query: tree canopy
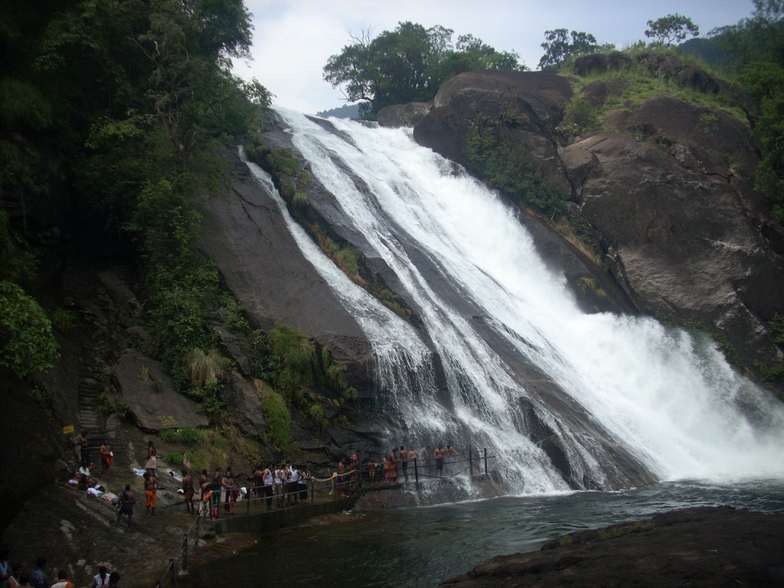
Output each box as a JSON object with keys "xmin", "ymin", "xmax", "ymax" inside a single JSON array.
[
  {"xmin": 538, "ymin": 29, "xmax": 600, "ymax": 70},
  {"xmin": 0, "ymin": 0, "xmax": 270, "ymax": 380},
  {"xmin": 323, "ymin": 22, "xmax": 524, "ymax": 117},
  {"xmin": 644, "ymin": 14, "xmax": 700, "ymax": 47}
]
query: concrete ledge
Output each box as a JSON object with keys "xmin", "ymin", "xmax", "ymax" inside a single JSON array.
[{"xmin": 210, "ymin": 496, "xmax": 360, "ymax": 534}]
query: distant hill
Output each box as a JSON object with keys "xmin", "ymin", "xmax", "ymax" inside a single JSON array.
[
  {"xmin": 677, "ymin": 38, "xmax": 733, "ymax": 68},
  {"xmin": 316, "ymin": 103, "xmax": 362, "ymax": 119}
]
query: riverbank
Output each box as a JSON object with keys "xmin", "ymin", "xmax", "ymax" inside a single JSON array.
[{"xmin": 439, "ymin": 506, "xmax": 784, "ymax": 587}]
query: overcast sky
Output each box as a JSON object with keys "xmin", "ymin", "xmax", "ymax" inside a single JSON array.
[{"xmin": 234, "ymin": 0, "xmax": 756, "ymax": 114}]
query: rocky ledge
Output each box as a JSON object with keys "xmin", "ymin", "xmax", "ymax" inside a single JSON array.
[{"xmin": 439, "ymin": 506, "xmax": 784, "ymax": 587}]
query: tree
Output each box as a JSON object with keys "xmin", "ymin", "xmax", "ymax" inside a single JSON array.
[
  {"xmin": 708, "ymin": 1, "xmax": 784, "ymax": 221},
  {"xmin": 710, "ymin": 0, "xmax": 784, "ymax": 67},
  {"xmin": 645, "ymin": 14, "xmax": 699, "ymax": 47},
  {"xmin": 324, "ymin": 22, "xmax": 523, "ymax": 117},
  {"xmin": 538, "ymin": 29, "xmax": 599, "ymax": 70}
]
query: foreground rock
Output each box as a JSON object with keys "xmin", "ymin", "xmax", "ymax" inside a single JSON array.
[{"xmin": 440, "ymin": 506, "xmax": 784, "ymax": 587}]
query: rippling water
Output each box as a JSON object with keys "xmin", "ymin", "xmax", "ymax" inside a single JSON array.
[{"xmin": 189, "ymin": 480, "xmax": 784, "ymax": 587}]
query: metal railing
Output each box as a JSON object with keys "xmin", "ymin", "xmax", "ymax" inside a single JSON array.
[
  {"xmin": 155, "ymin": 507, "xmax": 204, "ymax": 588},
  {"xmin": 154, "ymin": 449, "xmax": 495, "ymax": 584}
]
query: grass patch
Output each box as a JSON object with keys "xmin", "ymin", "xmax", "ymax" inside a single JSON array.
[
  {"xmin": 159, "ymin": 427, "xmax": 207, "ymax": 444},
  {"xmin": 562, "ymin": 48, "xmax": 749, "ymax": 127},
  {"xmin": 258, "ymin": 380, "xmax": 291, "ymax": 449}
]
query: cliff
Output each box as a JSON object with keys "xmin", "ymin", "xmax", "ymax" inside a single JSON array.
[{"xmin": 394, "ymin": 59, "xmax": 784, "ymax": 382}]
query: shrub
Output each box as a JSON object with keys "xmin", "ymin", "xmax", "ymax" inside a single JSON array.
[
  {"xmin": 464, "ymin": 128, "xmax": 568, "ymax": 219},
  {"xmin": 258, "ymin": 380, "xmax": 291, "ymax": 449},
  {"xmin": 28, "ymin": 386, "xmax": 51, "ymax": 410},
  {"xmin": 557, "ymin": 98, "xmax": 602, "ymax": 136},
  {"xmin": 184, "ymin": 348, "xmax": 230, "ymax": 387},
  {"xmin": 159, "ymin": 427, "xmax": 206, "ymax": 444},
  {"xmin": 0, "ymin": 281, "xmax": 59, "ymax": 377}
]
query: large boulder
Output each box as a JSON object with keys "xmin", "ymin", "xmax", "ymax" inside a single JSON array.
[
  {"xmin": 433, "ymin": 71, "xmax": 575, "ymax": 127},
  {"xmin": 414, "ymin": 72, "xmax": 573, "ymax": 206},
  {"xmin": 564, "ymin": 130, "xmax": 784, "ymax": 365},
  {"xmin": 220, "ymin": 372, "xmax": 266, "ymax": 437},
  {"xmin": 111, "ymin": 349, "xmax": 208, "ymax": 432},
  {"xmin": 377, "ymin": 101, "xmax": 432, "ymax": 128}
]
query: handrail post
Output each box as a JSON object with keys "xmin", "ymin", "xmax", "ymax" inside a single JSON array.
[
  {"xmin": 414, "ymin": 458, "xmax": 419, "ymax": 485},
  {"xmin": 484, "ymin": 448, "xmax": 488, "ymax": 475},
  {"xmin": 469, "ymin": 448, "xmax": 473, "ymax": 477},
  {"xmin": 194, "ymin": 510, "xmax": 201, "ymax": 552},
  {"xmin": 310, "ymin": 478, "xmax": 314, "ymax": 504},
  {"xmin": 169, "ymin": 558, "xmax": 176, "ymax": 588},
  {"xmin": 247, "ymin": 487, "xmax": 251, "ymax": 514},
  {"xmin": 182, "ymin": 533, "xmax": 188, "ymax": 571}
]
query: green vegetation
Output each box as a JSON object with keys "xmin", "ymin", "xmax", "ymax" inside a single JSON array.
[
  {"xmin": 165, "ymin": 453, "xmax": 184, "ymax": 465},
  {"xmin": 0, "ymin": 0, "xmax": 363, "ymax": 446},
  {"xmin": 557, "ymin": 98, "xmax": 602, "ymax": 136},
  {"xmin": 560, "ymin": 45, "xmax": 747, "ymax": 126},
  {"xmin": 259, "ymin": 381, "xmax": 291, "ymax": 449},
  {"xmin": 0, "ymin": 281, "xmax": 59, "ymax": 377},
  {"xmin": 323, "ymin": 22, "xmax": 524, "ymax": 117},
  {"xmin": 159, "ymin": 427, "xmax": 208, "ymax": 444},
  {"xmin": 265, "ymin": 323, "xmax": 357, "ymax": 412},
  {"xmin": 28, "ymin": 386, "xmax": 51, "ymax": 410},
  {"xmin": 464, "ymin": 126, "xmax": 568, "ymax": 219}
]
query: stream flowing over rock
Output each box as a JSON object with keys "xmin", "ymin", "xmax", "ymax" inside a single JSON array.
[{"xmin": 409, "ymin": 70, "xmax": 784, "ymax": 369}]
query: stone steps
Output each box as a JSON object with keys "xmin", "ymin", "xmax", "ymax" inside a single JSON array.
[{"xmin": 77, "ymin": 356, "xmax": 133, "ymax": 476}]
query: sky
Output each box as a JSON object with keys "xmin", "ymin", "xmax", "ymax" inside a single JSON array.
[{"xmin": 234, "ymin": 0, "xmax": 757, "ymax": 114}]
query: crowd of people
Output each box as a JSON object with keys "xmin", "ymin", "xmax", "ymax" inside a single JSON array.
[
  {"xmin": 0, "ymin": 551, "xmax": 121, "ymax": 588},
  {"xmin": 191, "ymin": 461, "xmax": 313, "ymax": 518},
  {"xmin": 340, "ymin": 444, "xmax": 462, "ymax": 490},
  {"xmin": 73, "ymin": 430, "xmax": 467, "ymax": 525}
]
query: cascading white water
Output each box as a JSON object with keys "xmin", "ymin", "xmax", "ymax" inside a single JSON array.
[{"xmin": 247, "ymin": 107, "xmax": 784, "ymax": 495}]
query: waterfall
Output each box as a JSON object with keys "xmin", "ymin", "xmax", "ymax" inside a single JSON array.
[{"xmin": 244, "ymin": 107, "xmax": 784, "ymax": 496}]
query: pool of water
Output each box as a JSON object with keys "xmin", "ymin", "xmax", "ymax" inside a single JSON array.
[{"xmin": 189, "ymin": 479, "xmax": 784, "ymax": 587}]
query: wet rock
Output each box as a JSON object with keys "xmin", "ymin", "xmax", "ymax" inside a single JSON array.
[
  {"xmin": 212, "ymin": 325, "xmax": 252, "ymax": 376},
  {"xmin": 439, "ymin": 506, "xmax": 784, "ymax": 587},
  {"xmin": 377, "ymin": 101, "xmax": 433, "ymax": 128},
  {"xmin": 111, "ymin": 349, "xmax": 207, "ymax": 432},
  {"xmin": 220, "ymin": 372, "xmax": 266, "ymax": 437},
  {"xmin": 573, "ymin": 131, "xmax": 784, "ymax": 365},
  {"xmin": 197, "ymin": 149, "xmax": 374, "ymax": 388}
]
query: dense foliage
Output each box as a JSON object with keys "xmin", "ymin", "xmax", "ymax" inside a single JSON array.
[
  {"xmin": 709, "ymin": 1, "xmax": 784, "ymax": 223},
  {"xmin": 323, "ymin": 21, "xmax": 524, "ymax": 117},
  {"xmin": 0, "ymin": 281, "xmax": 59, "ymax": 377}
]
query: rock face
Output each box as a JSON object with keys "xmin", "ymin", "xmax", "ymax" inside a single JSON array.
[
  {"xmin": 410, "ymin": 68, "xmax": 784, "ymax": 372},
  {"xmin": 111, "ymin": 349, "xmax": 208, "ymax": 432},
  {"xmin": 439, "ymin": 506, "xmax": 784, "ymax": 587},
  {"xmin": 198, "ymin": 149, "xmax": 373, "ymax": 389},
  {"xmin": 220, "ymin": 371, "xmax": 266, "ymax": 437},
  {"xmin": 377, "ymin": 101, "xmax": 432, "ymax": 128},
  {"xmin": 564, "ymin": 130, "xmax": 784, "ymax": 365}
]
